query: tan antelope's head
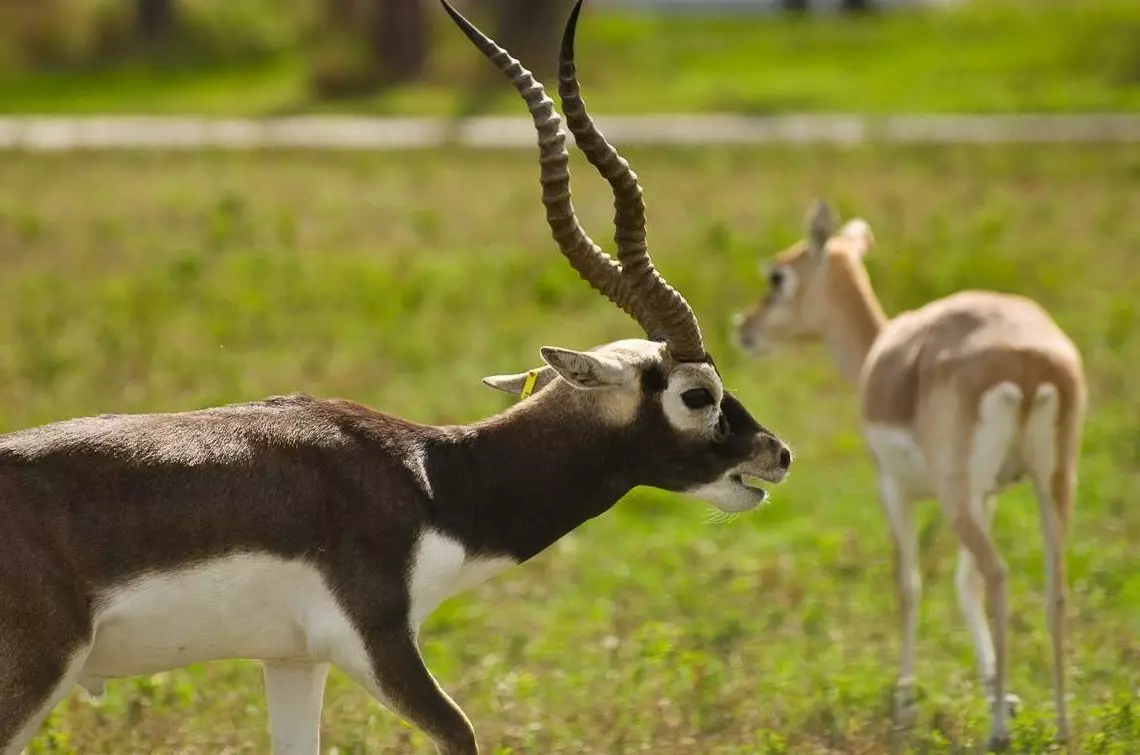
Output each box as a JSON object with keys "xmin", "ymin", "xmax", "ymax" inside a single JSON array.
[{"xmin": 732, "ymin": 199, "xmax": 876, "ymax": 355}]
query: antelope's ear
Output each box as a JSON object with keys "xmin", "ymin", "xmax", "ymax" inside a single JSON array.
[
  {"xmin": 839, "ymin": 218, "xmax": 875, "ymax": 257},
  {"xmin": 539, "ymin": 346, "xmax": 628, "ymax": 390},
  {"xmin": 805, "ymin": 198, "xmax": 840, "ymax": 262},
  {"xmin": 481, "ymin": 365, "xmax": 557, "ymax": 397}
]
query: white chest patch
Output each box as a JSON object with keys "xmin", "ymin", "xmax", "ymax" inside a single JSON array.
[
  {"xmin": 81, "ymin": 554, "xmax": 366, "ymax": 684},
  {"xmin": 864, "ymin": 424, "xmax": 933, "ymax": 501},
  {"xmin": 407, "ymin": 531, "xmax": 516, "ymax": 629}
]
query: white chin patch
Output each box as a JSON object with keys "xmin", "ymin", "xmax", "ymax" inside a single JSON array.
[{"xmin": 685, "ymin": 472, "xmax": 768, "ymax": 513}]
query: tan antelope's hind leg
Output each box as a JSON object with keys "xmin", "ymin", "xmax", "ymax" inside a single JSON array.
[
  {"xmin": 1023, "ymin": 384, "xmax": 1075, "ymax": 743},
  {"xmin": 1032, "ymin": 469, "xmax": 1072, "ymax": 744},
  {"xmin": 263, "ymin": 660, "xmax": 330, "ymax": 755},
  {"xmin": 942, "ymin": 382, "xmax": 1027, "ymax": 751},
  {"xmin": 944, "ymin": 490, "xmax": 1013, "ymax": 751},
  {"xmin": 954, "ymin": 495, "xmax": 1022, "ymax": 724},
  {"xmin": 879, "ymin": 474, "xmax": 921, "ymax": 726}
]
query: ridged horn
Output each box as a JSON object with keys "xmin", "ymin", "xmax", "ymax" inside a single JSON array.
[
  {"xmin": 440, "ymin": 0, "xmax": 659, "ymax": 336},
  {"xmin": 558, "ymin": 0, "xmax": 706, "ymax": 361}
]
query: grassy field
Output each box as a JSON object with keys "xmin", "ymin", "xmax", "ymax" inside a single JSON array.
[
  {"xmin": 1, "ymin": 142, "xmax": 1139, "ymax": 754},
  {"xmin": 1, "ymin": 0, "xmax": 1139, "ymax": 116}
]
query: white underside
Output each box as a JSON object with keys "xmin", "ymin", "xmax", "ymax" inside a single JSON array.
[
  {"xmin": 78, "ymin": 533, "xmax": 514, "ymax": 687},
  {"xmin": 16, "ymin": 531, "xmax": 516, "ymax": 754},
  {"xmin": 80, "ymin": 555, "xmax": 361, "ymax": 687}
]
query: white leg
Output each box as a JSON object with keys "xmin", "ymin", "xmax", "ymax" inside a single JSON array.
[
  {"xmin": 879, "ymin": 474, "xmax": 920, "ymax": 725},
  {"xmin": 263, "ymin": 661, "xmax": 329, "ymax": 755},
  {"xmin": 956, "ymin": 543, "xmax": 994, "ymax": 679},
  {"xmin": 954, "ymin": 496, "xmax": 1008, "ymax": 688}
]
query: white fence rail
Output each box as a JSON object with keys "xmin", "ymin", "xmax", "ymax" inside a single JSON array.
[{"xmin": 0, "ymin": 114, "xmax": 1137, "ymax": 151}]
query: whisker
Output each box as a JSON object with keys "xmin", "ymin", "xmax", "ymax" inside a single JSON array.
[{"xmin": 701, "ymin": 509, "xmax": 741, "ymax": 526}]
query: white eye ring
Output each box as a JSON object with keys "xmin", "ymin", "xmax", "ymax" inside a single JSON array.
[{"xmin": 761, "ymin": 265, "xmax": 798, "ymax": 298}]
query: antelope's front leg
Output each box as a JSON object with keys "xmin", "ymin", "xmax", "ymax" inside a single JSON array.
[
  {"xmin": 263, "ymin": 660, "xmax": 330, "ymax": 755},
  {"xmin": 879, "ymin": 474, "xmax": 920, "ymax": 726},
  {"xmin": 334, "ymin": 626, "xmax": 478, "ymax": 755}
]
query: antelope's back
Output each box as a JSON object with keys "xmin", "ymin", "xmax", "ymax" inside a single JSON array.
[{"xmin": 0, "ymin": 394, "xmax": 429, "ymax": 589}]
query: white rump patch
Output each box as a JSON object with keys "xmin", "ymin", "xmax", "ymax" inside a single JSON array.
[
  {"xmin": 1022, "ymin": 383, "xmax": 1060, "ymax": 481},
  {"xmin": 970, "ymin": 381, "xmax": 1025, "ymax": 495},
  {"xmin": 407, "ymin": 531, "xmax": 516, "ymax": 629}
]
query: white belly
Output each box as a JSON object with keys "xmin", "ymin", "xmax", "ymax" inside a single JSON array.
[
  {"xmin": 82, "ymin": 554, "xmax": 357, "ymax": 681},
  {"xmin": 79, "ymin": 534, "xmax": 516, "ymax": 688}
]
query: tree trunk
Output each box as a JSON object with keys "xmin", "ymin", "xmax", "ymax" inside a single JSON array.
[
  {"xmin": 490, "ymin": 0, "xmax": 572, "ymax": 82},
  {"xmin": 136, "ymin": 0, "xmax": 175, "ymax": 41},
  {"xmin": 369, "ymin": 0, "xmax": 428, "ymax": 85}
]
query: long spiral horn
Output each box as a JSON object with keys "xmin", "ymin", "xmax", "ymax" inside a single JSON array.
[
  {"xmin": 558, "ymin": 0, "xmax": 706, "ymax": 361},
  {"xmin": 440, "ymin": 0, "xmax": 659, "ymax": 336}
]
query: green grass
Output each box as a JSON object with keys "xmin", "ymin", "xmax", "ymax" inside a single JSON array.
[
  {"xmin": 1, "ymin": 0, "xmax": 1139, "ymax": 116},
  {"xmin": 2, "ymin": 142, "xmax": 1139, "ymax": 753}
]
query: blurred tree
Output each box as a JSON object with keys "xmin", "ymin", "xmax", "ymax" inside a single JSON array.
[
  {"xmin": 311, "ymin": 0, "xmax": 428, "ymax": 98},
  {"xmin": 782, "ymin": 0, "xmax": 872, "ymax": 11},
  {"xmin": 369, "ymin": 0, "xmax": 428, "ymax": 84},
  {"xmin": 136, "ymin": 0, "xmax": 176, "ymax": 41},
  {"xmin": 488, "ymin": 0, "xmax": 573, "ymax": 82}
]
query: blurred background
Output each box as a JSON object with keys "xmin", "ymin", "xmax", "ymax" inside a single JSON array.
[
  {"xmin": 0, "ymin": 0, "xmax": 1137, "ymax": 115},
  {"xmin": 1, "ymin": 1, "xmax": 1139, "ymax": 753}
]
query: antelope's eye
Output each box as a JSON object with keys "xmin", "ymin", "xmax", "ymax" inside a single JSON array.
[
  {"xmin": 681, "ymin": 387, "xmax": 716, "ymax": 410},
  {"xmin": 768, "ymin": 268, "xmax": 785, "ymax": 289}
]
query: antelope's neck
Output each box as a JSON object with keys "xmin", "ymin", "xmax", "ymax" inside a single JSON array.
[
  {"xmin": 426, "ymin": 394, "xmax": 634, "ymax": 563},
  {"xmin": 821, "ymin": 253, "xmax": 888, "ymax": 385}
]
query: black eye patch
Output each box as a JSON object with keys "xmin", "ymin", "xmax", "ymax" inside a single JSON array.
[
  {"xmin": 680, "ymin": 387, "xmax": 716, "ymax": 410},
  {"xmin": 768, "ymin": 268, "xmax": 785, "ymax": 289}
]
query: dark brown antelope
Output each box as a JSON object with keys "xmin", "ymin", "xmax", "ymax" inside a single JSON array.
[
  {"xmin": 733, "ymin": 199, "xmax": 1086, "ymax": 751},
  {"xmin": 0, "ymin": 2, "xmax": 792, "ymax": 753}
]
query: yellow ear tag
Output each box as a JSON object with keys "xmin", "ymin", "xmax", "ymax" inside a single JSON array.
[{"xmin": 519, "ymin": 369, "xmax": 540, "ymax": 400}]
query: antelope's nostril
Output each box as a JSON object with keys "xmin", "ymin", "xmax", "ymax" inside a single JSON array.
[{"xmin": 778, "ymin": 446, "xmax": 792, "ymax": 471}]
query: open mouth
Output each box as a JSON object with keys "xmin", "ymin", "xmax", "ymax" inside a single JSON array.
[{"xmin": 731, "ymin": 473, "xmax": 769, "ymax": 503}]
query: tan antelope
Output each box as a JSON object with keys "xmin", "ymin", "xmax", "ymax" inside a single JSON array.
[
  {"xmin": 0, "ymin": 3, "xmax": 794, "ymax": 754},
  {"xmin": 732, "ymin": 200, "xmax": 1086, "ymax": 750}
]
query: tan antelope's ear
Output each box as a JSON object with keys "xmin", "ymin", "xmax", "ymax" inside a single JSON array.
[
  {"xmin": 805, "ymin": 198, "xmax": 840, "ymax": 262},
  {"xmin": 482, "ymin": 365, "xmax": 558, "ymax": 397},
  {"xmin": 839, "ymin": 218, "xmax": 875, "ymax": 257},
  {"xmin": 539, "ymin": 346, "xmax": 628, "ymax": 390}
]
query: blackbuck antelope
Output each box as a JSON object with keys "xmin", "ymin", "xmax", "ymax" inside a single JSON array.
[
  {"xmin": 733, "ymin": 200, "xmax": 1086, "ymax": 750},
  {"xmin": 0, "ymin": 2, "xmax": 793, "ymax": 754}
]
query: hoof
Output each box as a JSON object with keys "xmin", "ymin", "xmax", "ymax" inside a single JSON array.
[
  {"xmin": 985, "ymin": 732, "xmax": 1011, "ymax": 752},
  {"xmin": 892, "ymin": 684, "xmax": 918, "ymax": 727},
  {"xmin": 987, "ymin": 691, "xmax": 1022, "ymax": 719}
]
